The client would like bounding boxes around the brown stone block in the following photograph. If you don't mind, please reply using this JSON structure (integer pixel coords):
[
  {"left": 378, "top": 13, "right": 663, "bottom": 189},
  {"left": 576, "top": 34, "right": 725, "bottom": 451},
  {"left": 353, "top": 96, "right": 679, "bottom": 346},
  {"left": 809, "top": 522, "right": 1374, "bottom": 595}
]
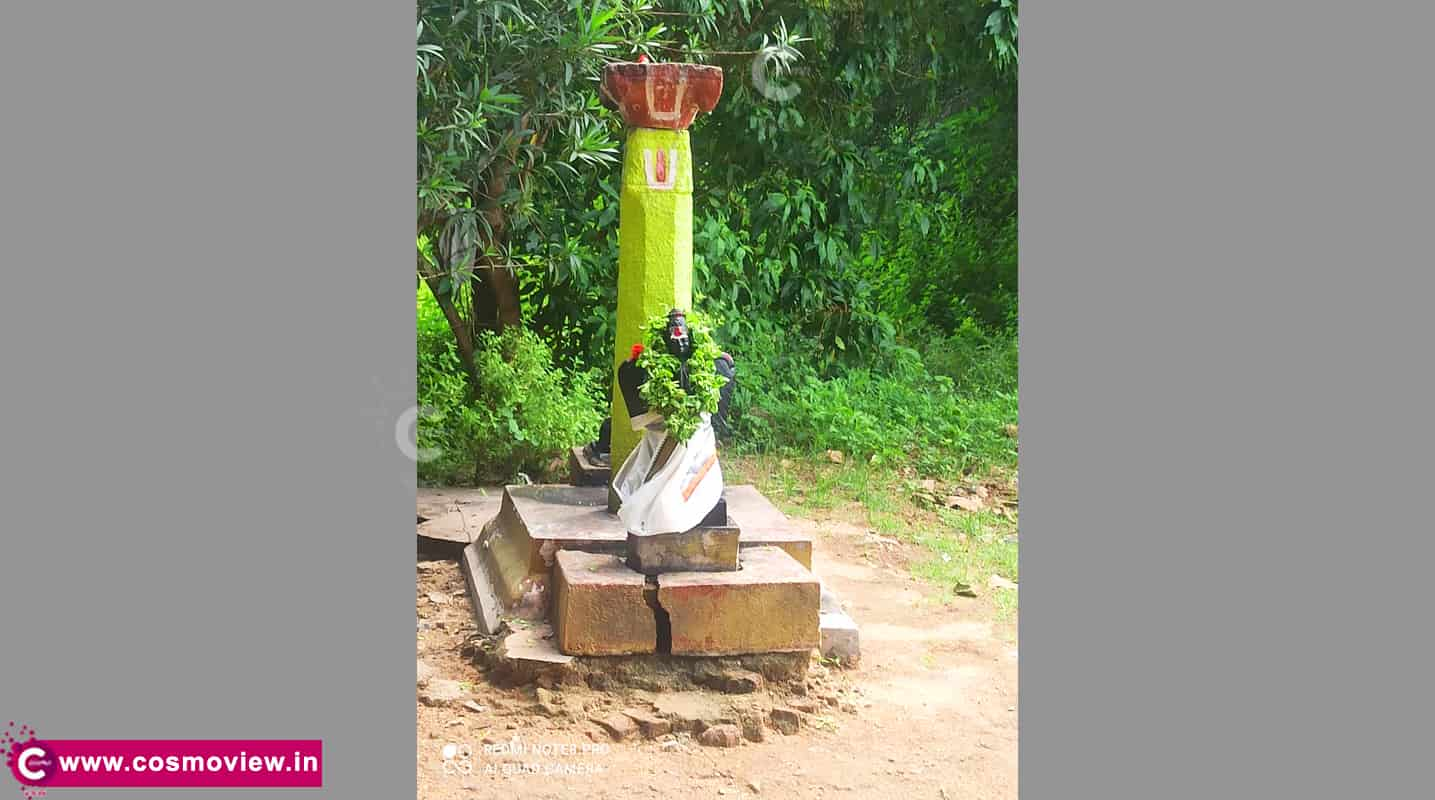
[
  {"left": 626, "top": 525, "right": 739, "bottom": 575},
  {"left": 657, "top": 547, "right": 819, "bottom": 656},
  {"left": 552, "top": 551, "right": 657, "bottom": 655},
  {"left": 698, "top": 724, "right": 742, "bottom": 747}
]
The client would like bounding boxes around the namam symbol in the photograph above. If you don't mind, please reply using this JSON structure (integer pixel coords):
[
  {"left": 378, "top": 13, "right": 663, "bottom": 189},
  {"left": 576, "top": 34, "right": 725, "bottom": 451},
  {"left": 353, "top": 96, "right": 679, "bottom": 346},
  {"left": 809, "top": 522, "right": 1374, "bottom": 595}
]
[
  {"left": 642, "top": 148, "right": 678, "bottom": 190},
  {"left": 644, "top": 72, "right": 687, "bottom": 124}
]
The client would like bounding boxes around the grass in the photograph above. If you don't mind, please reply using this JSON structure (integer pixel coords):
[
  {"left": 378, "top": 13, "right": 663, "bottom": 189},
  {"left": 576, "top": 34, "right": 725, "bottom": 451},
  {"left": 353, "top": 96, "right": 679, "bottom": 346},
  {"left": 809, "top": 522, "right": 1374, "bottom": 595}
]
[
  {"left": 723, "top": 452, "right": 1019, "bottom": 624},
  {"left": 911, "top": 507, "right": 1020, "bottom": 620}
]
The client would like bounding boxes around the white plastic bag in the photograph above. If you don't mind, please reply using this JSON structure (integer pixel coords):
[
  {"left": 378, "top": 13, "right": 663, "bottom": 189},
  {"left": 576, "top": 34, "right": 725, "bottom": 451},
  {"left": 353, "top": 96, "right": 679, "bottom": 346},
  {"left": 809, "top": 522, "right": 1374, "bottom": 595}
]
[{"left": 613, "top": 415, "right": 724, "bottom": 535}]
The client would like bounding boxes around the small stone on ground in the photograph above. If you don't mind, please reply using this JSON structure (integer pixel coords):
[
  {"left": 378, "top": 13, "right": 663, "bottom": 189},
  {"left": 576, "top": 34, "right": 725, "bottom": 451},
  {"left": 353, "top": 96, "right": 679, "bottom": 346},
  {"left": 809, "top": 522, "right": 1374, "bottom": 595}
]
[
  {"left": 709, "top": 669, "right": 763, "bottom": 694},
  {"left": 738, "top": 712, "right": 765, "bottom": 742},
  {"left": 621, "top": 709, "right": 672, "bottom": 739},
  {"left": 593, "top": 713, "right": 638, "bottom": 741},
  {"left": 788, "top": 698, "right": 820, "bottom": 714},
  {"left": 770, "top": 708, "right": 802, "bottom": 735},
  {"left": 418, "top": 679, "right": 465, "bottom": 707},
  {"left": 698, "top": 724, "right": 742, "bottom": 748}
]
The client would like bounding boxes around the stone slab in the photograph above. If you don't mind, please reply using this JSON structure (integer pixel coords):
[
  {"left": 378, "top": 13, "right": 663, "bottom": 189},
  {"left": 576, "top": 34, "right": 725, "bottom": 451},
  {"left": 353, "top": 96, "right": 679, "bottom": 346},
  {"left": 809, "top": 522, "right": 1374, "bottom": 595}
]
[
  {"left": 819, "top": 612, "right": 860, "bottom": 665},
  {"left": 417, "top": 489, "right": 502, "bottom": 550},
  {"left": 651, "top": 691, "right": 736, "bottom": 733},
  {"left": 657, "top": 546, "right": 819, "bottom": 656},
  {"left": 724, "top": 485, "right": 812, "bottom": 568},
  {"left": 500, "top": 624, "right": 575, "bottom": 665},
  {"left": 551, "top": 551, "right": 657, "bottom": 656},
  {"left": 416, "top": 512, "right": 471, "bottom": 545},
  {"left": 459, "top": 540, "right": 502, "bottom": 635},
  {"left": 418, "top": 488, "right": 502, "bottom": 523},
  {"left": 568, "top": 446, "right": 610, "bottom": 487},
  {"left": 621, "top": 709, "right": 672, "bottom": 740},
  {"left": 475, "top": 486, "right": 626, "bottom": 612},
  {"left": 626, "top": 526, "right": 739, "bottom": 575},
  {"left": 818, "top": 582, "right": 860, "bottom": 663}
]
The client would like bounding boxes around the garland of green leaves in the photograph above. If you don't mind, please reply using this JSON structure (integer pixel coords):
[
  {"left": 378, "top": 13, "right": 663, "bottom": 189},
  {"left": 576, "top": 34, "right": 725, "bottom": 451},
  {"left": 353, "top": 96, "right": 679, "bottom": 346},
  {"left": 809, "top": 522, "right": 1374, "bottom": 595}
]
[{"left": 632, "top": 312, "right": 727, "bottom": 442}]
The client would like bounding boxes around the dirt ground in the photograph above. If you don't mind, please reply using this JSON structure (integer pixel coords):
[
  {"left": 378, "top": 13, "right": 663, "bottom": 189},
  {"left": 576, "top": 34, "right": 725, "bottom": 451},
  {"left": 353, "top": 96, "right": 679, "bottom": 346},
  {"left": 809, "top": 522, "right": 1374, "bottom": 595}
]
[{"left": 416, "top": 514, "right": 1017, "bottom": 799}]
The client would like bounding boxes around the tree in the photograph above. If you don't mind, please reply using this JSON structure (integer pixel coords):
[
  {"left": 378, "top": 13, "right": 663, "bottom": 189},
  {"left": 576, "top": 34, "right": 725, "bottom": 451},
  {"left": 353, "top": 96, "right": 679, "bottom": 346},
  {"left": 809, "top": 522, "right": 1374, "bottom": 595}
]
[
  {"left": 417, "top": 0, "right": 666, "bottom": 382},
  {"left": 416, "top": 0, "right": 1018, "bottom": 382}
]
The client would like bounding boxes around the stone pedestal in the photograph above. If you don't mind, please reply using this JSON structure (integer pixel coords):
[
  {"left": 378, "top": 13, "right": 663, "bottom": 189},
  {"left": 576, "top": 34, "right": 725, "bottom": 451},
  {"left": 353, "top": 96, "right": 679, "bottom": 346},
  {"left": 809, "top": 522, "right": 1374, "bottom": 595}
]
[{"left": 463, "top": 484, "right": 814, "bottom": 623}]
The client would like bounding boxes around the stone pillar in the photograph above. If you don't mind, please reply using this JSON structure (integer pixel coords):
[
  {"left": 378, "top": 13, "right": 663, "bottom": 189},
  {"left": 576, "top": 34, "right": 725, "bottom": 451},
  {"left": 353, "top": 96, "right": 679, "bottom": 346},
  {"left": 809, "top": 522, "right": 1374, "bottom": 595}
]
[
  {"left": 609, "top": 128, "right": 694, "bottom": 468},
  {"left": 599, "top": 62, "right": 723, "bottom": 480}
]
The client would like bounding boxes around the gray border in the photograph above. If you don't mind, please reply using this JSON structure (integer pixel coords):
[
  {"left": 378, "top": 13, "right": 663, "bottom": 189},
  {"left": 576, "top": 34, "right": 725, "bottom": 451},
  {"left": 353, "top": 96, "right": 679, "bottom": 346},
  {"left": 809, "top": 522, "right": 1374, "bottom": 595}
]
[
  {"left": 1024, "top": 2, "right": 1434, "bottom": 796},
  {"left": 0, "top": 3, "right": 414, "bottom": 798}
]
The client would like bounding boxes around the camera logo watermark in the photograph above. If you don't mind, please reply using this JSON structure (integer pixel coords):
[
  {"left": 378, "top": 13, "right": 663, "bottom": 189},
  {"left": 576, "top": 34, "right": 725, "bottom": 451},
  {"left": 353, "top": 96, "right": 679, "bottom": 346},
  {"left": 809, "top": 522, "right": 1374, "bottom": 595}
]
[
  {"left": 437, "top": 735, "right": 608, "bottom": 780},
  {"left": 439, "top": 743, "right": 472, "bottom": 777},
  {"left": 750, "top": 44, "right": 800, "bottom": 102},
  {"left": 397, "top": 405, "right": 442, "bottom": 463},
  {"left": 749, "top": 19, "right": 806, "bottom": 103}
]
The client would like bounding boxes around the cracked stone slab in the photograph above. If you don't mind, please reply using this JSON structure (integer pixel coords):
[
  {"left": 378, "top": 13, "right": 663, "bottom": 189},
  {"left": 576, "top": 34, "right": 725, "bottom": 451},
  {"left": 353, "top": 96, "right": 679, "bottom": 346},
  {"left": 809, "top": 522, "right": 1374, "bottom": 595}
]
[
  {"left": 500, "top": 625, "right": 575, "bottom": 665},
  {"left": 658, "top": 546, "right": 819, "bottom": 656}
]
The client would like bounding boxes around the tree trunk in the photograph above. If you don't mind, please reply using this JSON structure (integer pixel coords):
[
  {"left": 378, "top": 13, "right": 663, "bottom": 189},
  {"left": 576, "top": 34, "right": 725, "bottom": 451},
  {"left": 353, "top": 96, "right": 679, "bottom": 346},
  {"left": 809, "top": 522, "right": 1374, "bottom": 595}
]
[
  {"left": 418, "top": 251, "right": 478, "bottom": 386},
  {"left": 473, "top": 119, "right": 528, "bottom": 332},
  {"left": 486, "top": 264, "right": 523, "bottom": 328}
]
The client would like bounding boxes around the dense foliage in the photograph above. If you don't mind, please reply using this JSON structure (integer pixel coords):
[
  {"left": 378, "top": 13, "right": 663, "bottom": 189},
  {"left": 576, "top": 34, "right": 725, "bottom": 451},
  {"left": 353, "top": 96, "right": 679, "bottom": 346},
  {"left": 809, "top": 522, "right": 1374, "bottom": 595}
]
[
  {"left": 419, "top": 290, "right": 603, "bottom": 481},
  {"left": 633, "top": 313, "right": 727, "bottom": 442},
  {"left": 417, "top": 0, "right": 1017, "bottom": 483}
]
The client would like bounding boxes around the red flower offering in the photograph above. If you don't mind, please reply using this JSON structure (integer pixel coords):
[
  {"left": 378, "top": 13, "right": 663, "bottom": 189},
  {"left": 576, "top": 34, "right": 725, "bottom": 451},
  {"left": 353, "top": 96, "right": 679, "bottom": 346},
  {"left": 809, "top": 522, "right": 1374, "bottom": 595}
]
[{"left": 630, "top": 343, "right": 645, "bottom": 361}]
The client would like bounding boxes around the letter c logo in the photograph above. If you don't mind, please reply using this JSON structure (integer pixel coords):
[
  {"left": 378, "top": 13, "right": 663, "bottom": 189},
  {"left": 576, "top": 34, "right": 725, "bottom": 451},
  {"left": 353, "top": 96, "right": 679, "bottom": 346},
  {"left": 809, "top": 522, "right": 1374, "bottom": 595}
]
[{"left": 17, "top": 746, "right": 49, "bottom": 781}]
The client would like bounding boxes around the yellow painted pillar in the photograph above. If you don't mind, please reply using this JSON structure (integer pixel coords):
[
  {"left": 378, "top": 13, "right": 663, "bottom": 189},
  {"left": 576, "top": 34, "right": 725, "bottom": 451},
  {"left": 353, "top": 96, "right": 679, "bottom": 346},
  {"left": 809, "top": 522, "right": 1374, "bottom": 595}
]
[
  {"left": 609, "top": 128, "right": 694, "bottom": 470},
  {"left": 598, "top": 61, "right": 722, "bottom": 508}
]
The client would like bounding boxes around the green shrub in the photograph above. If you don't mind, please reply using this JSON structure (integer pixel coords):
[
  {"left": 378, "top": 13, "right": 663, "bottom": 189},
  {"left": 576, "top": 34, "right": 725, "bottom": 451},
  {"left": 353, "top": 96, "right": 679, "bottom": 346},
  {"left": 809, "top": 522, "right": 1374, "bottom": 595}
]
[
  {"left": 856, "top": 105, "right": 1018, "bottom": 335},
  {"left": 725, "top": 320, "right": 1017, "bottom": 477},
  {"left": 919, "top": 319, "right": 1018, "bottom": 396},
  {"left": 418, "top": 289, "right": 602, "bottom": 483}
]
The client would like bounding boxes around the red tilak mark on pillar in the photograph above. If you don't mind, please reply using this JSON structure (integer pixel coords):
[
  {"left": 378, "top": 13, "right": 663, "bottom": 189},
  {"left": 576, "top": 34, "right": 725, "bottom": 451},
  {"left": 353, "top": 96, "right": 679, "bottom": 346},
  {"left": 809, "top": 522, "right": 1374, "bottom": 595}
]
[{"left": 655, "top": 149, "right": 667, "bottom": 184}]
